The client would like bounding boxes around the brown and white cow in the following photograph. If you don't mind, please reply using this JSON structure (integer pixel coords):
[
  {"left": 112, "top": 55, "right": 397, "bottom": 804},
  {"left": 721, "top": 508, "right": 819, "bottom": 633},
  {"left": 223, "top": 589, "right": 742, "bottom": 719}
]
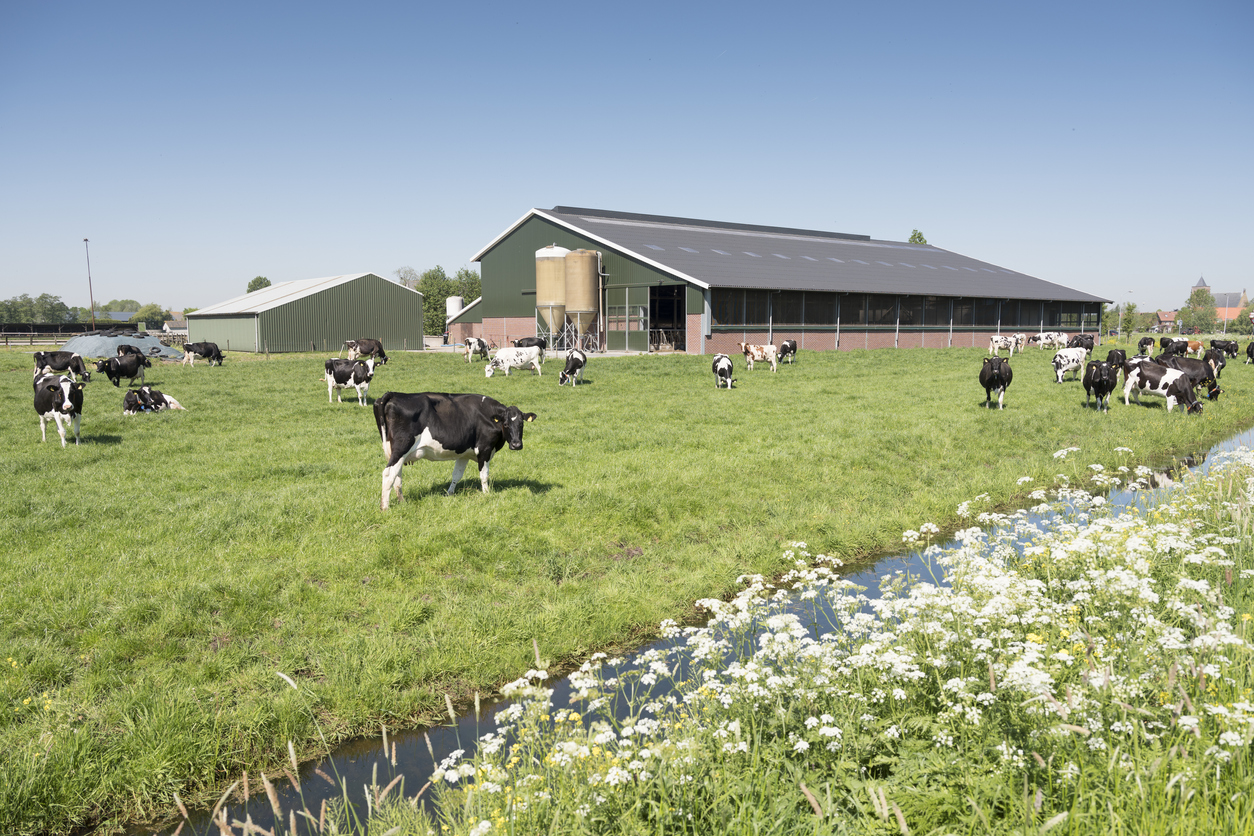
[{"left": 737, "top": 342, "right": 778, "bottom": 372}]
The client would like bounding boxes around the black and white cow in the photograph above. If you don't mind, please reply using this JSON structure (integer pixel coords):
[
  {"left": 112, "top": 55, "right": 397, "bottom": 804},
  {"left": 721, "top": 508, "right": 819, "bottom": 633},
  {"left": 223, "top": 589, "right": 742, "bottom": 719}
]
[
  {"left": 989, "top": 335, "right": 1017, "bottom": 356},
  {"left": 1138, "top": 336, "right": 1156, "bottom": 355},
  {"left": 345, "top": 338, "right": 388, "bottom": 365},
  {"left": 1029, "top": 332, "right": 1068, "bottom": 349},
  {"left": 1156, "top": 355, "right": 1223, "bottom": 400},
  {"left": 712, "top": 354, "right": 735, "bottom": 389},
  {"left": 511, "top": 337, "right": 547, "bottom": 363},
  {"left": 1105, "top": 348, "right": 1127, "bottom": 368},
  {"left": 324, "top": 357, "right": 375, "bottom": 405},
  {"left": 1083, "top": 361, "right": 1119, "bottom": 412},
  {"left": 123, "top": 386, "right": 185, "bottom": 415},
  {"left": 182, "top": 342, "right": 225, "bottom": 366},
  {"left": 1211, "top": 339, "right": 1239, "bottom": 358},
  {"left": 33, "top": 373, "right": 84, "bottom": 447},
  {"left": 1124, "top": 363, "right": 1203, "bottom": 414},
  {"left": 1166, "top": 339, "right": 1190, "bottom": 357},
  {"left": 558, "top": 349, "right": 586, "bottom": 386},
  {"left": 1247, "top": 342, "right": 1254, "bottom": 365},
  {"left": 1051, "top": 348, "right": 1088, "bottom": 383},
  {"left": 486, "top": 346, "right": 542, "bottom": 378},
  {"left": 374, "top": 391, "right": 537, "bottom": 509},
  {"left": 116, "top": 344, "right": 145, "bottom": 358},
  {"left": 32, "top": 351, "right": 91, "bottom": 382},
  {"left": 1202, "top": 348, "right": 1227, "bottom": 380},
  {"left": 778, "top": 339, "right": 798, "bottom": 364},
  {"left": 95, "top": 354, "right": 150, "bottom": 388},
  {"left": 979, "top": 356, "right": 1013, "bottom": 409},
  {"left": 1160, "top": 336, "right": 1177, "bottom": 351},
  {"left": 1066, "top": 333, "right": 1095, "bottom": 353},
  {"left": 1012, "top": 333, "right": 1028, "bottom": 353},
  {"left": 464, "top": 337, "right": 490, "bottom": 363}
]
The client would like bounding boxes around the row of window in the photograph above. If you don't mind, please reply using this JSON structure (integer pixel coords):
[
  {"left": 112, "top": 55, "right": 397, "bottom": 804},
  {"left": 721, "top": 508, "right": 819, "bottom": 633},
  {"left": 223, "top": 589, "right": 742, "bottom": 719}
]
[{"left": 711, "top": 290, "right": 1100, "bottom": 329}]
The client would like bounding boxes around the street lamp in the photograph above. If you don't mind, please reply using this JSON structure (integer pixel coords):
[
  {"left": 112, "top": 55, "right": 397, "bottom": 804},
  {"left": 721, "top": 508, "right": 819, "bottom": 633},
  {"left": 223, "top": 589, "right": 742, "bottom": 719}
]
[{"left": 83, "top": 238, "right": 96, "bottom": 329}]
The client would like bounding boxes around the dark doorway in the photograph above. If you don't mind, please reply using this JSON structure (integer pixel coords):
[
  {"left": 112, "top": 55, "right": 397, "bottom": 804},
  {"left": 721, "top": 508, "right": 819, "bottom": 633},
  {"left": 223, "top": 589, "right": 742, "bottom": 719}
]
[{"left": 650, "top": 285, "right": 686, "bottom": 351}]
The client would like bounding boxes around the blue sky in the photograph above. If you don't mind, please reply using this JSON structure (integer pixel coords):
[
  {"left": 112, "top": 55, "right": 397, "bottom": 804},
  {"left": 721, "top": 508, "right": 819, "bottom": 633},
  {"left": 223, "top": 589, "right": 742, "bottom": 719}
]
[{"left": 1, "top": 1, "right": 1249, "bottom": 314}]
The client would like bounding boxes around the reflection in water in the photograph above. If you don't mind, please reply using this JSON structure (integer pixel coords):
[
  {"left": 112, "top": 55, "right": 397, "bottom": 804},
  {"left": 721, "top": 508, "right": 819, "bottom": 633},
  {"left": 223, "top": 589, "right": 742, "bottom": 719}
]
[{"left": 141, "top": 427, "right": 1254, "bottom": 834}]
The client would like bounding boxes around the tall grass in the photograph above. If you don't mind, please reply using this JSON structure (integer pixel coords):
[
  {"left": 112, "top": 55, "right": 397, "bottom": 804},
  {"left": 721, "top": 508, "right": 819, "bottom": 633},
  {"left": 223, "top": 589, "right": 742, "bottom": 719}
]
[{"left": 0, "top": 342, "right": 1251, "bottom": 834}]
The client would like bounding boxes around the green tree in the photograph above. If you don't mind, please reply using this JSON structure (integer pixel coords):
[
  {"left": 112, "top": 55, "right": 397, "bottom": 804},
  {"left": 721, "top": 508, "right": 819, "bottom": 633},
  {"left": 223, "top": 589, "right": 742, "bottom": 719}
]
[
  {"left": 247, "top": 276, "right": 271, "bottom": 293},
  {"left": 908, "top": 229, "right": 927, "bottom": 244},
  {"left": 1119, "top": 301, "right": 1138, "bottom": 335},
  {"left": 33, "top": 293, "right": 72, "bottom": 323},
  {"left": 1179, "top": 287, "right": 1217, "bottom": 334},
  {"left": 394, "top": 266, "right": 420, "bottom": 290},
  {"left": 130, "top": 303, "right": 172, "bottom": 328},
  {"left": 1231, "top": 302, "right": 1254, "bottom": 336},
  {"left": 454, "top": 267, "right": 481, "bottom": 303},
  {"left": 183, "top": 307, "right": 199, "bottom": 315},
  {"left": 102, "top": 299, "right": 141, "bottom": 312},
  {"left": 413, "top": 265, "right": 457, "bottom": 338}
]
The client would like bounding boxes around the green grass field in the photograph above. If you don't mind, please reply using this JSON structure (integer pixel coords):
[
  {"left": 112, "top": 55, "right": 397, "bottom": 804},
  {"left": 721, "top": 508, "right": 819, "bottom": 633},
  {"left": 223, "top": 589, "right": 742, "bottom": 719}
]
[{"left": 1, "top": 341, "right": 1252, "bottom": 834}]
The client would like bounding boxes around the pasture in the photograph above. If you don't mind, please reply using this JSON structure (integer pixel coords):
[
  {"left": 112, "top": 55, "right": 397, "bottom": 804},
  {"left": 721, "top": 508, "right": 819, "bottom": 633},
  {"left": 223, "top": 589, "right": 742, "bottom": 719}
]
[{"left": 2, "top": 342, "right": 1253, "bottom": 834}]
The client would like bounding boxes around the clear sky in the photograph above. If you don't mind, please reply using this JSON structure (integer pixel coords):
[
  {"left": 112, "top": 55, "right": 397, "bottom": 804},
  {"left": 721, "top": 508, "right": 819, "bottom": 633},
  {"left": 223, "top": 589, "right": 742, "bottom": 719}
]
[{"left": 1, "top": 1, "right": 1249, "bottom": 314}]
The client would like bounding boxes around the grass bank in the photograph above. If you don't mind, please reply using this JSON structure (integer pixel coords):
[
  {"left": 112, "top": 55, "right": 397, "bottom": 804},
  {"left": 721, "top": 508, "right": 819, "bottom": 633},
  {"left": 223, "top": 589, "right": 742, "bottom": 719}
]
[{"left": 1, "top": 341, "right": 1252, "bottom": 834}]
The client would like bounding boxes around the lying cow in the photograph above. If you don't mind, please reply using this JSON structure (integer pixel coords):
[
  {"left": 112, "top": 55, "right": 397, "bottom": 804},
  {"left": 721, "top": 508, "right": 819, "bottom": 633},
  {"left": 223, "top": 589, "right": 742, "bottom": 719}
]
[
  {"left": 374, "top": 391, "right": 537, "bottom": 509},
  {"left": 123, "top": 386, "right": 187, "bottom": 415},
  {"left": 34, "top": 373, "right": 84, "bottom": 447},
  {"left": 778, "top": 340, "right": 798, "bottom": 364},
  {"left": 1138, "top": 336, "right": 1156, "bottom": 355},
  {"left": 512, "top": 337, "right": 547, "bottom": 363},
  {"left": 559, "top": 349, "right": 586, "bottom": 386},
  {"left": 33, "top": 351, "right": 91, "bottom": 382},
  {"left": 486, "top": 346, "right": 542, "bottom": 378},
  {"left": 464, "top": 337, "right": 490, "bottom": 363},
  {"left": 182, "top": 341, "right": 224, "bottom": 366},
  {"left": 1083, "top": 361, "right": 1119, "bottom": 412},
  {"left": 1051, "top": 348, "right": 1088, "bottom": 383},
  {"left": 324, "top": 357, "right": 375, "bottom": 405},
  {"left": 737, "top": 342, "right": 778, "bottom": 372},
  {"left": 95, "top": 354, "right": 150, "bottom": 388},
  {"left": 1124, "top": 363, "right": 1203, "bottom": 414},
  {"left": 989, "top": 335, "right": 1016, "bottom": 356},
  {"left": 345, "top": 338, "right": 388, "bottom": 365},
  {"left": 979, "top": 356, "right": 1012, "bottom": 409},
  {"left": 712, "top": 354, "right": 735, "bottom": 389}
]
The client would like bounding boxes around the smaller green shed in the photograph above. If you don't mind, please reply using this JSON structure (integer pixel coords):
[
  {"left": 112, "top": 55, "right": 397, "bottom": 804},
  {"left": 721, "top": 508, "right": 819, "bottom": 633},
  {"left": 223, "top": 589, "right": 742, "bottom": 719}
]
[{"left": 187, "top": 273, "right": 425, "bottom": 354}]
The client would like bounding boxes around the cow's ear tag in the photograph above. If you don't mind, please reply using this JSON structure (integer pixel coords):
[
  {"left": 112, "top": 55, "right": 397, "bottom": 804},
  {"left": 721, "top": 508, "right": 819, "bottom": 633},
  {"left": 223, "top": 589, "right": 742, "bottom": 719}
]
[{"left": 493, "top": 417, "right": 500, "bottom": 423}]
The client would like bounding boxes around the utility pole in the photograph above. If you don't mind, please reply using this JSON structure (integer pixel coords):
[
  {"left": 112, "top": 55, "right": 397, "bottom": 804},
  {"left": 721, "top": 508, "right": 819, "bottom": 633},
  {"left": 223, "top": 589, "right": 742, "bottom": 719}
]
[{"left": 83, "top": 239, "right": 96, "bottom": 329}]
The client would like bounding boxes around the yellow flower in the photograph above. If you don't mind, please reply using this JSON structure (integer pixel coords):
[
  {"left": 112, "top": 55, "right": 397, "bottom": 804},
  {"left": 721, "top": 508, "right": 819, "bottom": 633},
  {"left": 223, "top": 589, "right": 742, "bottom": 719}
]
[
  {"left": 23, "top": 698, "right": 30, "bottom": 705},
  {"left": 1243, "top": 614, "right": 1252, "bottom": 623}
]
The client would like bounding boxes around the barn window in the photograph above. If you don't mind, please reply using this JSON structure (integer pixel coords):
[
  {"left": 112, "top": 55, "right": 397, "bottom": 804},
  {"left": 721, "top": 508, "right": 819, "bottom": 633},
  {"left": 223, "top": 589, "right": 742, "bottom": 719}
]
[
  {"left": 923, "top": 296, "right": 945, "bottom": 326},
  {"left": 973, "top": 299, "right": 998, "bottom": 327},
  {"left": 774, "top": 291, "right": 803, "bottom": 325},
  {"left": 711, "top": 289, "right": 743, "bottom": 326},
  {"left": 840, "top": 294, "right": 867, "bottom": 325},
  {"left": 898, "top": 296, "right": 924, "bottom": 326},
  {"left": 744, "top": 290, "right": 769, "bottom": 325},
  {"left": 952, "top": 299, "right": 973, "bottom": 326},
  {"left": 867, "top": 294, "right": 896, "bottom": 326}
]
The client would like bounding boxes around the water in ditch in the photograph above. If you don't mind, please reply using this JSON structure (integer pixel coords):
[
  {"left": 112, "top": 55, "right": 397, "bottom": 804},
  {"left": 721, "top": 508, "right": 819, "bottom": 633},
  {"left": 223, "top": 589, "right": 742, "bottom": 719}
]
[{"left": 138, "top": 426, "right": 1254, "bottom": 834}]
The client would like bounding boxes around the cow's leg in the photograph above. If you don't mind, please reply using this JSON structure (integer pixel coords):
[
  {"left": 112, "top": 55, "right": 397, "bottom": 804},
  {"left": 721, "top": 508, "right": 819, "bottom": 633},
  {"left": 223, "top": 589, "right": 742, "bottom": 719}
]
[
  {"left": 447, "top": 458, "right": 470, "bottom": 495},
  {"left": 39, "top": 414, "right": 48, "bottom": 443},
  {"left": 328, "top": 379, "right": 335, "bottom": 403},
  {"left": 477, "top": 458, "right": 491, "bottom": 493},
  {"left": 998, "top": 387, "right": 1005, "bottom": 410},
  {"left": 534, "top": 361, "right": 541, "bottom": 376},
  {"left": 53, "top": 412, "right": 68, "bottom": 448},
  {"left": 70, "top": 412, "right": 80, "bottom": 445},
  {"left": 381, "top": 460, "right": 405, "bottom": 510}
]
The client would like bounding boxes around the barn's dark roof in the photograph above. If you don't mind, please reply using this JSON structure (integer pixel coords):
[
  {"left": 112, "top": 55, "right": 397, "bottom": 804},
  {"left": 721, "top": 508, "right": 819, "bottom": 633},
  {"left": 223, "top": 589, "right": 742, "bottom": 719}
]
[{"left": 476, "top": 207, "right": 1109, "bottom": 304}]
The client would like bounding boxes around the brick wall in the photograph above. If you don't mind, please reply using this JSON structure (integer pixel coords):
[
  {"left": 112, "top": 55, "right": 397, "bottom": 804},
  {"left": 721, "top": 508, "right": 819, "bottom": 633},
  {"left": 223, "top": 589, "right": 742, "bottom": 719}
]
[
  {"left": 686, "top": 313, "right": 703, "bottom": 355},
  {"left": 699, "top": 330, "right": 1016, "bottom": 353},
  {"left": 481, "top": 317, "right": 538, "bottom": 349}
]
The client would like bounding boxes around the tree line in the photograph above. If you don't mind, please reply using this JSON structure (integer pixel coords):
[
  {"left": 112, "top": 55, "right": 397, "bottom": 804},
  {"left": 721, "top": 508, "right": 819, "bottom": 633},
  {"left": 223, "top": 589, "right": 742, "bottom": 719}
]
[
  {"left": 0, "top": 294, "right": 173, "bottom": 326},
  {"left": 394, "top": 266, "right": 481, "bottom": 338}
]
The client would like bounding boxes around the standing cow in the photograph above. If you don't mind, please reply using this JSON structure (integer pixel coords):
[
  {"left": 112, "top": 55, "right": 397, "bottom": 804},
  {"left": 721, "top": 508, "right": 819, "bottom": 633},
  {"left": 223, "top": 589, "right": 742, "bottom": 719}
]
[
  {"left": 511, "top": 337, "right": 547, "bottom": 363},
  {"left": 486, "top": 346, "right": 542, "bottom": 378},
  {"left": 1051, "top": 348, "right": 1088, "bottom": 383},
  {"left": 989, "top": 335, "right": 1016, "bottom": 356},
  {"left": 464, "top": 337, "right": 490, "bottom": 363},
  {"left": 558, "top": 349, "right": 587, "bottom": 386},
  {"left": 1138, "top": 337, "right": 1156, "bottom": 355},
  {"left": 182, "top": 342, "right": 225, "bottom": 366},
  {"left": 1124, "top": 364, "right": 1203, "bottom": 414},
  {"left": 345, "top": 339, "right": 388, "bottom": 365},
  {"left": 33, "top": 351, "right": 91, "bottom": 382},
  {"left": 1083, "top": 361, "right": 1119, "bottom": 412},
  {"left": 34, "top": 373, "right": 84, "bottom": 447},
  {"left": 712, "top": 354, "right": 735, "bottom": 389},
  {"left": 737, "top": 342, "right": 778, "bottom": 372},
  {"left": 778, "top": 340, "right": 798, "bottom": 364},
  {"left": 979, "top": 356, "right": 1013, "bottom": 409},
  {"left": 95, "top": 354, "right": 150, "bottom": 388},
  {"left": 324, "top": 358, "right": 376, "bottom": 405},
  {"left": 374, "top": 391, "right": 537, "bottom": 509}
]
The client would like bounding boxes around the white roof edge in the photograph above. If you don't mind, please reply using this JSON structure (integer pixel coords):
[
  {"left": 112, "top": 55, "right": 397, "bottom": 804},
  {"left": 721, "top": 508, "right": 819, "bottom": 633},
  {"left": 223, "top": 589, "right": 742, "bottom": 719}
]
[
  {"left": 189, "top": 272, "right": 420, "bottom": 316},
  {"left": 470, "top": 208, "right": 711, "bottom": 291},
  {"left": 446, "top": 295, "right": 483, "bottom": 324}
]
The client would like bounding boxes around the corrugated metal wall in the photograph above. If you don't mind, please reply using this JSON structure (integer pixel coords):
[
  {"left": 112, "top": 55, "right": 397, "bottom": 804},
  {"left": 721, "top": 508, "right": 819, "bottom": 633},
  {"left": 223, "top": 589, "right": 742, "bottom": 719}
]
[
  {"left": 188, "top": 316, "right": 259, "bottom": 352},
  {"left": 478, "top": 216, "right": 699, "bottom": 320}
]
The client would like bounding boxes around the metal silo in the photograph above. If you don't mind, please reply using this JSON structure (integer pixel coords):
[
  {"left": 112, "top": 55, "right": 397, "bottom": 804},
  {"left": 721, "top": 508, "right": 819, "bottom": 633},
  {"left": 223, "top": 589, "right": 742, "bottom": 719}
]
[
  {"left": 564, "top": 249, "right": 599, "bottom": 338},
  {"left": 535, "top": 245, "right": 569, "bottom": 338}
]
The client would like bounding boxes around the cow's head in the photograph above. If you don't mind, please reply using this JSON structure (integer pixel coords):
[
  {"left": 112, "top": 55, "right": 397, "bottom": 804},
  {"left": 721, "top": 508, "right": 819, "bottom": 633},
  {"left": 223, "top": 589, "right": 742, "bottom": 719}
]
[
  {"left": 95, "top": 358, "right": 110, "bottom": 373},
  {"left": 1207, "top": 382, "right": 1224, "bottom": 400},
  {"left": 1186, "top": 400, "right": 1204, "bottom": 415},
  {"left": 485, "top": 360, "right": 502, "bottom": 378},
  {"left": 495, "top": 406, "right": 537, "bottom": 449},
  {"left": 43, "top": 377, "right": 75, "bottom": 413}
]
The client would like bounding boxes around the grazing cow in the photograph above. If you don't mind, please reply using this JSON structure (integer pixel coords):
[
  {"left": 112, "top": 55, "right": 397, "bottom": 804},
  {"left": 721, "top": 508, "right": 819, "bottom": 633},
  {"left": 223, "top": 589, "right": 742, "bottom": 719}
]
[
  {"left": 1156, "top": 355, "right": 1222, "bottom": 399},
  {"left": 94, "top": 354, "right": 150, "bottom": 388},
  {"left": 712, "top": 354, "right": 735, "bottom": 389},
  {"left": 32, "top": 351, "right": 91, "bottom": 382},
  {"left": 33, "top": 373, "right": 84, "bottom": 447},
  {"left": 1051, "top": 348, "right": 1088, "bottom": 383},
  {"left": 1202, "top": 348, "right": 1227, "bottom": 380},
  {"left": 486, "top": 346, "right": 542, "bottom": 378},
  {"left": 558, "top": 349, "right": 586, "bottom": 386},
  {"left": 1029, "top": 332, "right": 1068, "bottom": 349},
  {"left": 1012, "top": 333, "right": 1027, "bottom": 353},
  {"left": 737, "top": 342, "right": 778, "bottom": 372},
  {"left": 1166, "top": 339, "right": 1190, "bottom": 357},
  {"left": 345, "top": 338, "right": 389, "bottom": 365},
  {"left": 324, "top": 357, "right": 375, "bottom": 405},
  {"left": 1124, "top": 364, "right": 1203, "bottom": 414},
  {"left": 1067, "top": 333, "right": 1095, "bottom": 353},
  {"left": 1105, "top": 349, "right": 1127, "bottom": 368},
  {"left": 979, "top": 356, "right": 1013, "bottom": 409},
  {"left": 1211, "top": 339, "right": 1239, "bottom": 358},
  {"left": 989, "top": 334, "right": 1016, "bottom": 356},
  {"left": 511, "top": 337, "right": 547, "bottom": 363},
  {"left": 1138, "top": 337, "right": 1156, "bottom": 355},
  {"left": 1247, "top": 342, "right": 1254, "bottom": 365},
  {"left": 464, "top": 337, "right": 490, "bottom": 363},
  {"left": 1083, "top": 361, "right": 1119, "bottom": 412},
  {"left": 1160, "top": 336, "right": 1178, "bottom": 351},
  {"left": 182, "top": 341, "right": 225, "bottom": 366},
  {"left": 374, "top": 391, "right": 537, "bottom": 509},
  {"left": 778, "top": 339, "right": 798, "bottom": 364},
  {"left": 124, "top": 385, "right": 186, "bottom": 415},
  {"left": 1187, "top": 339, "right": 1204, "bottom": 357}
]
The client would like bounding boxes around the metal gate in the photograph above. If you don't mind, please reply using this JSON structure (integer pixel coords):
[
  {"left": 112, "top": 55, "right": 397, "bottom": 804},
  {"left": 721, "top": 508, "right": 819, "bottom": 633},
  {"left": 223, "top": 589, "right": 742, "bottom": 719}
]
[{"left": 606, "top": 286, "right": 649, "bottom": 351}]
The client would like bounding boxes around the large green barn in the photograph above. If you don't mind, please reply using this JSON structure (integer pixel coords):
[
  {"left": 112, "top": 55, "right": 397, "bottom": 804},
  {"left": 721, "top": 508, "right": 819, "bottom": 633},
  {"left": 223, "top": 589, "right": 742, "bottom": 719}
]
[
  {"left": 187, "top": 273, "right": 424, "bottom": 354},
  {"left": 454, "top": 207, "right": 1110, "bottom": 354}
]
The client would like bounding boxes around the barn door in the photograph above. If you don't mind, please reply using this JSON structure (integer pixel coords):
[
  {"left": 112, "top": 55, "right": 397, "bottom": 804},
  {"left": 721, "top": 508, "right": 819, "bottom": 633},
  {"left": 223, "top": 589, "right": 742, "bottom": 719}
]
[
  {"left": 627, "top": 286, "right": 649, "bottom": 352},
  {"left": 606, "top": 287, "right": 627, "bottom": 351}
]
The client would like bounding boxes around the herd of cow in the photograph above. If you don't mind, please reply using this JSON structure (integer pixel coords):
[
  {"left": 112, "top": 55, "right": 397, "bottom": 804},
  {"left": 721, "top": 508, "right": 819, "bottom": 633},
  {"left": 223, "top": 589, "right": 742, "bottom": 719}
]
[{"left": 979, "top": 331, "right": 1245, "bottom": 415}]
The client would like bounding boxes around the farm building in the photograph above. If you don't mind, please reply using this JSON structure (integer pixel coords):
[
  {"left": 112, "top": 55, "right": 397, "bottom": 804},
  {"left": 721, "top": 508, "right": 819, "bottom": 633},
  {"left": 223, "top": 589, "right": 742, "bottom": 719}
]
[
  {"left": 188, "top": 273, "right": 424, "bottom": 354},
  {"left": 454, "top": 206, "right": 1110, "bottom": 354}
]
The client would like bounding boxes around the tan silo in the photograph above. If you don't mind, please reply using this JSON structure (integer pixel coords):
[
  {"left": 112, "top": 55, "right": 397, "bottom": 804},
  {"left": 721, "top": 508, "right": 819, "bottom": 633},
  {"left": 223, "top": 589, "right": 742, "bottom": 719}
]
[
  {"left": 535, "top": 245, "right": 569, "bottom": 334},
  {"left": 564, "top": 249, "right": 599, "bottom": 336}
]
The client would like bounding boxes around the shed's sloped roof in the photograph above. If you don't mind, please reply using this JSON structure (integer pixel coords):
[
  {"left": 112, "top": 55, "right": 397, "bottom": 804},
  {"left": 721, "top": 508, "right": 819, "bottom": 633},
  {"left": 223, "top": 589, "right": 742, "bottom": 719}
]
[
  {"left": 476, "top": 207, "right": 1109, "bottom": 304},
  {"left": 189, "top": 273, "right": 415, "bottom": 316}
]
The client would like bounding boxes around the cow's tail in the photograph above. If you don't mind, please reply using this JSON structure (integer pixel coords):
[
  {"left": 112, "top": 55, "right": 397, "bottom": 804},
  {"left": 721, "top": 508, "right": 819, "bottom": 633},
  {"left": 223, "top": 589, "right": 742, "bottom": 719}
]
[{"left": 373, "top": 391, "right": 394, "bottom": 455}]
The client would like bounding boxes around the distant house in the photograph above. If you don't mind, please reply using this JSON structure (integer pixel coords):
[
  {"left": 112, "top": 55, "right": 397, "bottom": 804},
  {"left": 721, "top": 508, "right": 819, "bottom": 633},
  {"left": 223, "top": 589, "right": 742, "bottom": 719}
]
[
  {"left": 1190, "top": 277, "right": 1247, "bottom": 328},
  {"left": 1155, "top": 310, "right": 1178, "bottom": 332}
]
